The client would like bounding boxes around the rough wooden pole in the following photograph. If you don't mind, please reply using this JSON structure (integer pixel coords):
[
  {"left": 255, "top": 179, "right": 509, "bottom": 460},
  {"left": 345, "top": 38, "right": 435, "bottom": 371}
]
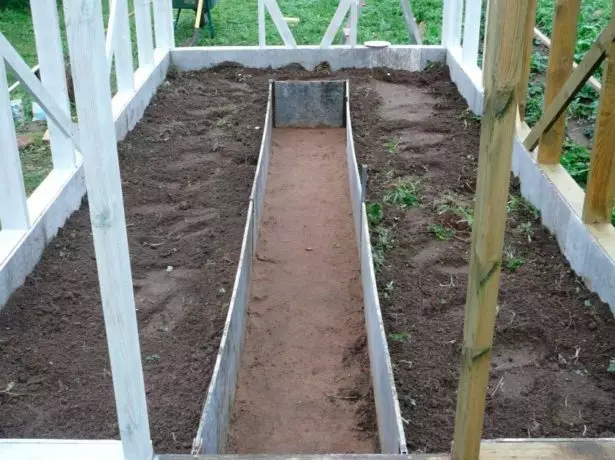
[
  {"left": 452, "top": 2, "right": 529, "bottom": 459},
  {"left": 537, "top": 0, "right": 581, "bottom": 163},
  {"left": 582, "top": 0, "right": 615, "bottom": 224},
  {"left": 518, "top": 0, "right": 537, "bottom": 121},
  {"left": 63, "top": 1, "right": 152, "bottom": 459}
]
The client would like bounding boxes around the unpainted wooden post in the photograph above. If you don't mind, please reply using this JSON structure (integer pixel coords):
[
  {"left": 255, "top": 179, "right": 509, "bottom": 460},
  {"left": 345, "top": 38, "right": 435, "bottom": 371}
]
[
  {"left": 518, "top": 0, "right": 537, "bottom": 121},
  {"left": 451, "top": 2, "right": 529, "bottom": 460},
  {"left": 31, "top": 0, "right": 75, "bottom": 170},
  {"left": 462, "top": 0, "right": 483, "bottom": 67},
  {"left": 62, "top": 2, "right": 152, "bottom": 460},
  {"left": 582, "top": 1, "right": 615, "bottom": 224},
  {"left": 0, "top": 58, "right": 29, "bottom": 230},
  {"left": 537, "top": 0, "right": 581, "bottom": 162},
  {"left": 153, "top": 0, "right": 175, "bottom": 50},
  {"left": 134, "top": 0, "right": 155, "bottom": 67}
]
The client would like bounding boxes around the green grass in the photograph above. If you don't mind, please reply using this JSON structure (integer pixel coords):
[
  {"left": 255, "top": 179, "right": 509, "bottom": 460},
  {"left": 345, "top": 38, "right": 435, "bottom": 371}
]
[
  {"left": 18, "top": 131, "right": 52, "bottom": 194},
  {"left": 383, "top": 180, "right": 420, "bottom": 209},
  {"left": 429, "top": 223, "right": 455, "bottom": 241}
]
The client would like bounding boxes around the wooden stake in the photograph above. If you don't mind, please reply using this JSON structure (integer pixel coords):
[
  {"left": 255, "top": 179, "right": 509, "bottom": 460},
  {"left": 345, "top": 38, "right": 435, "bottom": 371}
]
[
  {"left": 582, "top": 1, "right": 615, "bottom": 224},
  {"left": 451, "top": 2, "right": 529, "bottom": 459},
  {"left": 518, "top": 0, "right": 537, "bottom": 121},
  {"left": 537, "top": 0, "right": 581, "bottom": 164},
  {"left": 523, "top": 20, "right": 615, "bottom": 151},
  {"left": 63, "top": 1, "right": 152, "bottom": 459}
]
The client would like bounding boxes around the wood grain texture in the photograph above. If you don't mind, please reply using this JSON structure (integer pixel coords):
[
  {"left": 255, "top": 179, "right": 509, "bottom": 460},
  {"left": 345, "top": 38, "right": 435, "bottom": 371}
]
[
  {"left": 63, "top": 1, "right": 152, "bottom": 459},
  {"left": 524, "top": 20, "right": 615, "bottom": 151},
  {"left": 451, "top": 2, "right": 529, "bottom": 459},
  {"left": 582, "top": 0, "right": 615, "bottom": 223},
  {"left": 537, "top": 0, "right": 581, "bottom": 164},
  {"left": 518, "top": 0, "right": 537, "bottom": 121}
]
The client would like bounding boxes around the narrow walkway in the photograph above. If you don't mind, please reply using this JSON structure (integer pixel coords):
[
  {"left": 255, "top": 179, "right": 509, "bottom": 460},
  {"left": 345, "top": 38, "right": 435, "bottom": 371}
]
[{"left": 228, "top": 128, "right": 375, "bottom": 453}]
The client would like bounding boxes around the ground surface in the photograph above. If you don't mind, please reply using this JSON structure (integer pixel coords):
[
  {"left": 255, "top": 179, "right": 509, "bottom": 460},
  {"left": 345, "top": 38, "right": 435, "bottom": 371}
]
[
  {"left": 229, "top": 128, "right": 375, "bottom": 453},
  {"left": 1, "top": 65, "right": 614, "bottom": 454}
]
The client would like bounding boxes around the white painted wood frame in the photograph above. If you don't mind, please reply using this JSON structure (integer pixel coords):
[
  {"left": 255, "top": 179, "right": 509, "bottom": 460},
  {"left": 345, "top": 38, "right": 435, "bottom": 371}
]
[
  {"left": 134, "top": 0, "right": 155, "bottom": 67},
  {"left": 462, "top": 0, "right": 482, "bottom": 67},
  {"left": 442, "top": 0, "right": 464, "bottom": 48},
  {"left": 30, "top": 1, "right": 76, "bottom": 170},
  {"left": 258, "top": 0, "right": 266, "bottom": 48},
  {"left": 349, "top": 0, "right": 358, "bottom": 47},
  {"left": 62, "top": 2, "right": 152, "bottom": 460},
  {"left": 0, "top": 58, "right": 29, "bottom": 230},
  {"left": 321, "top": 0, "right": 352, "bottom": 49},
  {"left": 265, "top": 0, "right": 297, "bottom": 49},
  {"left": 400, "top": 0, "right": 423, "bottom": 45},
  {"left": 153, "top": 0, "right": 175, "bottom": 50},
  {"left": 0, "top": 34, "right": 78, "bottom": 146},
  {"left": 114, "top": 0, "right": 136, "bottom": 93}
]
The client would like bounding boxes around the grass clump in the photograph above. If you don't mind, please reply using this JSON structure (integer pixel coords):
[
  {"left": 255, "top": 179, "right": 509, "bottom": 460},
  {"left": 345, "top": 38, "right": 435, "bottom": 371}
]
[
  {"left": 384, "top": 180, "right": 420, "bottom": 209},
  {"left": 429, "top": 223, "right": 455, "bottom": 241},
  {"left": 504, "top": 248, "right": 525, "bottom": 272},
  {"left": 389, "top": 332, "right": 409, "bottom": 342}
]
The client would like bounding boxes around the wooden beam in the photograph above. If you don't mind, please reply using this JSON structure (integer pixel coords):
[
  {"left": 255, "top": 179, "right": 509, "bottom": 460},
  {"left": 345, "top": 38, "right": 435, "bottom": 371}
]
[
  {"left": 321, "top": 0, "right": 351, "bottom": 49},
  {"left": 518, "top": 0, "right": 537, "bottom": 121},
  {"left": 451, "top": 2, "right": 529, "bottom": 460},
  {"left": 265, "top": 0, "right": 297, "bottom": 49},
  {"left": 582, "top": 1, "right": 615, "bottom": 223},
  {"left": 523, "top": 20, "right": 615, "bottom": 151},
  {"left": 258, "top": 0, "right": 266, "bottom": 47},
  {"left": 134, "top": 0, "right": 155, "bottom": 67},
  {"left": 537, "top": 0, "right": 581, "bottom": 164},
  {"left": 31, "top": 0, "right": 75, "bottom": 170},
  {"left": 462, "top": 0, "right": 483, "bottom": 67},
  {"left": 400, "top": 0, "right": 423, "bottom": 45},
  {"left": 534, "top": 26, "right": 602, "bottom": 92},
  {"left": 62, "top": 1, "right": 152, "bottom": 460}
]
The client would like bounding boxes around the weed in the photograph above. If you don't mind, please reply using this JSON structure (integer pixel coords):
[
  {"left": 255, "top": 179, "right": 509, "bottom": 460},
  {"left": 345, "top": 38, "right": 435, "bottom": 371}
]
[
  {"left": 366, "top": 202, "right": 383, "bottom": 228},
  {"left": 389, "top": 332, "right": 409, "bottom": 342},
  {"left": 429, "top": 223, "right": 455, "bottom": 241},
  {"left": 608, "top": 358, "right": 615, "bottom": 373},
  {"left": 518, "top": 221, "right": 534, "bottom": 243},
  {"left": 144, "top": 354, "right": 161, "bottom": 362},
  {"left": 504, "top": 248, "right": 525, "bottom": 272},
  {"left": 384, "top": 180, "right": 420, "bottom": 209},
  {"left": 385, "top": 139, "right": 399, "bottom": 154},
  {"left": 561, "top": 140, "right": 591, "bottom": 185},
  {"left": 507, "top": 194, "right": 540, "bottom": 220},
  {"left": 382, "top": 280, "right": 395, "bottom": 299},
  {"left": 371, "top": 225, "right": 394, "bottom": 271}
]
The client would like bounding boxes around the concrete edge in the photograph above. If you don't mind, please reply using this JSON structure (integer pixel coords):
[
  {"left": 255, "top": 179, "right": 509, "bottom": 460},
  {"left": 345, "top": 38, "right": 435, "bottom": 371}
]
[
  {"left": 0, "top": 50, "right": 170, "bottom": 308},
  {"left": 191, "top": 86, "right": 274, "bottom": 454},
  {"left": 170, "top": 45, "right": 446, "bottom": 72},
  {"left": 448, "top": 46, "right": 615, "bottom": 314},
  {"left": 345, "top": 82, "right": 408, "bottom": 454}
]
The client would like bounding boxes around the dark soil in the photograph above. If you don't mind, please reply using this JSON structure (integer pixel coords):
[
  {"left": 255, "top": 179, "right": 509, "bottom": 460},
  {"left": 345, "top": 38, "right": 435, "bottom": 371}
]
[
  {"left": 1, "top": 63, "right": 614, "bottom": 454},
  {"left": 347, "top": 65, "right": 615, "bottom": 452}
]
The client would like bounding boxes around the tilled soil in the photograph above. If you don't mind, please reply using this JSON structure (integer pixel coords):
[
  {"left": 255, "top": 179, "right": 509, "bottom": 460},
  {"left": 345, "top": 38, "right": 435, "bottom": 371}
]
[{"left": 1, "top": 64, "right": 614, "bottom": 454}]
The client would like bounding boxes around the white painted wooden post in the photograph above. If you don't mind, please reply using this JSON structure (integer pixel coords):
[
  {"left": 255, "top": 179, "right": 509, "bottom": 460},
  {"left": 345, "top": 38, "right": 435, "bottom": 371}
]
[
  {"left": 134, "top": 0, "right": 155, "bottom": 67},
  {"left": 442, "top": 0, "right": 463, "bottom": 48},
  {"left": 321, "top": 0, "right": 351, "bottom": 49},
  {"left": 62, "top": 2, "right": 152, "bottom": 460},
  {"left": 30, "top": 0, "right": 75, "bottom": 170},
  {"left": 265, "top": 0, "right": 297, "bottom": 48},
  {"left": 258, "top": 0, "right": 266, "bottom": 48},
  {"left": 0, "top": 58, "right": 29, "bottom": 230},
  {"left": 462, "top": 0, "right": 482, "bottom": 66},
  {"left": 114, "top": 0, "right": 135, "bottom": 93},
  {"left": 349, "top": 0, "right": 358, "bottom": 48},
  {"left": 153, "top": 0, "right": 175, "bottom": 50}
]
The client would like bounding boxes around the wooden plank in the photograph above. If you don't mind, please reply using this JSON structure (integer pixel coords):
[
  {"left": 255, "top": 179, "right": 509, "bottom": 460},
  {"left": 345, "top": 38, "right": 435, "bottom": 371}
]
[
  {"left": 523, "top": 20, "right": 615, "bottom": 151},
  {"left": 400, "top": 0, "right": 423, "bottom": 45},
  {"left": 582, "top": 1, "right": 615, "bottom": 223},
  {"left": 537, "top": 0, "right": 581, "bottom": 164},
  {"left": 134, "top": 0, "right": 155, "bottom": 67},
  {"left": 0, "top": 33, "right": 78, "bottom": 145},
  {"left": 113, "top": 0, "right": 134, "bottom": 92},
  {"left": 462, "top": 0, "right": 483, "bottom": 67},
  {"left": 349, "top": 0, "right": 358, "bottom": 48},
  {"left": 442, "top": 0, "right": 463, "bottom": 47},
  {"left": 265, "top": 0, "right": 297, "bottom": 49},
  {"left": 534, "top": 27, "right": 602, "bottom": 92},
  {"left": 31, "top": 0, "right": 75, "bottom": 170},
  {"left": 62, "top": 1, "right": 152, "bottom": 460},
  {"left": 258, "top": 0, "right": 266, "bottom": 48},
  {"left": 518, "top": 0, "right": 537, "bottom": 121},
  {"left": 0, "top": 57, "right": 29, "bottom": 230},
  {"left": 153, "top": 0, "right": 175, "bottom": 50},
  {"left": 320, "top": 0, "right": 351, "bottom": 49},
  {"left": 451, "top": 2, "right": 529, "bottom": 460},
  {"left": 105, "top": 0, "right": 119, "bottom": 69}
]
